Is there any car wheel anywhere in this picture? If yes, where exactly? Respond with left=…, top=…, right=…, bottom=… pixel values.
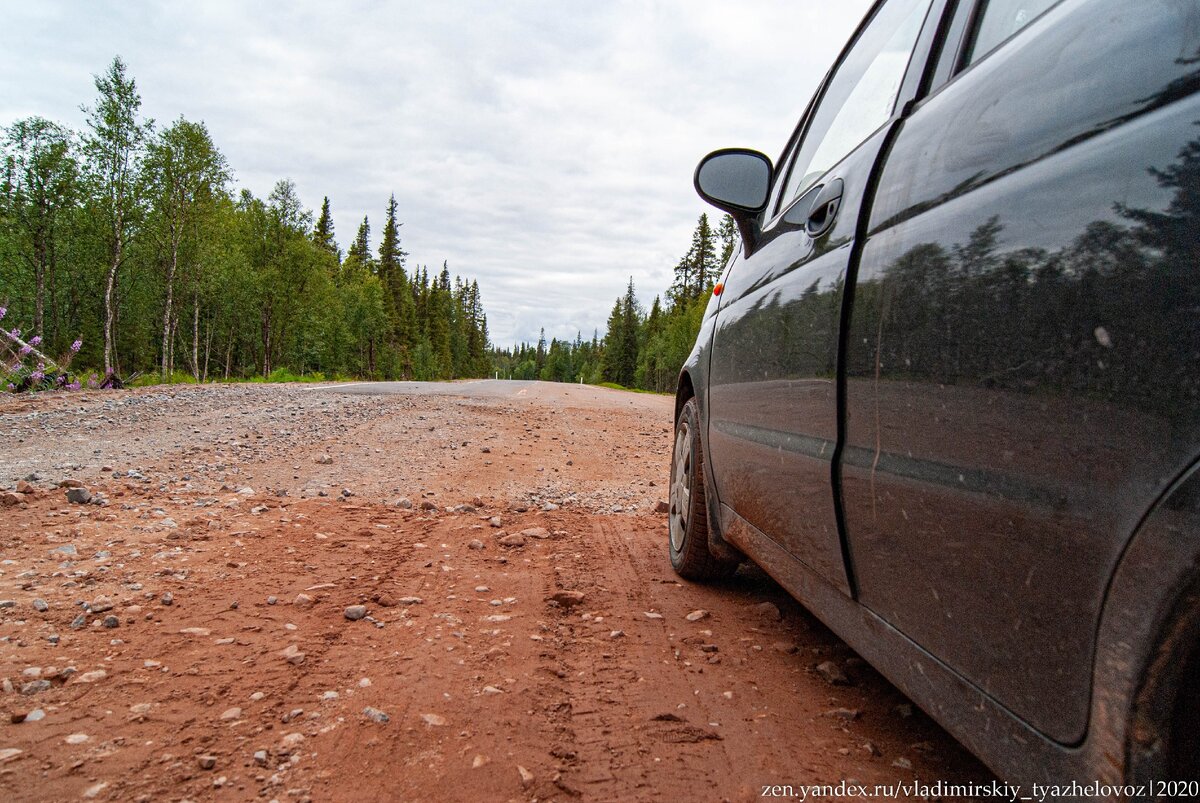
left=669, top=397, right=738, bottom=580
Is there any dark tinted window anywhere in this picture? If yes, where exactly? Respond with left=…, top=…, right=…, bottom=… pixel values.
left=964, top=0, right=1059, bottom=65
left=774, top=0, right=932, bottom=213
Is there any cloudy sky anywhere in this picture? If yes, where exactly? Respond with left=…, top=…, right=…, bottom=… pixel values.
left=1, top=1, right=872, bottom=346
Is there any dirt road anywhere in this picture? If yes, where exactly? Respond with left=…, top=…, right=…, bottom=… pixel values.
left=0, top=381, right=992, bottom=801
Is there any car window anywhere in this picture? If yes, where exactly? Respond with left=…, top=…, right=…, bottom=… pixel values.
left=774, top=0, right=933, bottom=214
left=964, top=0, right=1059, bottom=66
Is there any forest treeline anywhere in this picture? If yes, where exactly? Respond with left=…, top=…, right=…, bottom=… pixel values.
left=491, top=211, right=737, bottom=393
left=1, top=56, right=489, bottom=385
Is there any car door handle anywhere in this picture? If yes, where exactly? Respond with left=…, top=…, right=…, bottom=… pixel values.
left=806, top=178, right=844, bottom=238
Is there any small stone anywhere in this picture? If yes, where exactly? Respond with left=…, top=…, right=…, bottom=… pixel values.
left=20, top=680, right=51, bottom=695
left=253, top=750, right=268, bottom=766
left=32, top=599, right=48, bottom=613
left=467, top=539, right=485, bottom=550
left=220, top=707, right=242, bottom=720
left=685, top=609, right=709, bottom=622
left=815, top=660, right=850, bottom=686
left=344, top=605, right=368, bottom=621
left=179, top=627, right=210, bottom=636
left=237, top=486, right=255, bottom=496
left=498, top=534, right=526, bottom=548
left=824, top=707, right=861, bottom=721
left=397, top=596, right=423, bottom=605
left=101, top=615, right=119, bottom=629
left=363, top=706, right=390, bottom=723
left=279, top=645, right=306, bottom=665
left=267, top=596, right=277, bottom=605
left=482, top=685, right=504, bottom=695
left=772, top=641, right=798, bottom=654
left=65, top=733, right=89, bottom=745
left=0, top=749, right=21, bottom=762
left=340, top=488, right=354, bottom=498
left=76, top=670, right=107, bottom=684
left=643, top=611, right=664, bottom=620
left=547, top=590, right=586, bottom=608
left=81, top=782, right=109, bottom=799
left=654, top=500, right=670, bottom=514
left=24, top=709, right=45, bottom=723
left=65, top=487, right=92, bottom=504
left=294, top=593, right=314, bottom=609
left=421, top=713, right=446, bottom=726
left=609, top=630, right=625, bottom=639
left=518, top=765, right=535, bottom=786
left=315, top=455, right=333, bottom=465
left=160, top=592, right=173, bottom=606
left=488, top=516, right=502, bottom=528
left=279, top=732, right=305, bottom=751
left=394, top=498, right=413, bottom=509
left=70, top=614, right=86, bottom=630
left=198, top=754, right=217, bottom=770
left=518, top=527, right=550, bottom=539
left=472, top=754, right=488, bottom=768
left=892, top=757, right=913, bottom=770
left=751, top=601, right=782, bottom=621
left=88, top=597, right=114, bottom=614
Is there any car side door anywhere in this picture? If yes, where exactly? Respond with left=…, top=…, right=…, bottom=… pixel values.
left=705, top=0, right=943, bottom=595
left=840, top=0, right=1200, bottom=744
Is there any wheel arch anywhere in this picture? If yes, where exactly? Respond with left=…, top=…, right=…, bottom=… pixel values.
left=674, top=368, right=743, bottom=565
left=1089, top=457, right=1200, bottom=782
left=674, top=370, right=695, bottom=424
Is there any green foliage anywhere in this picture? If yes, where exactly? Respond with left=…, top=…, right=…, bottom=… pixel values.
left=0, top=56, right=492, bottom=387
left=492, top=213, right=734, bottom=394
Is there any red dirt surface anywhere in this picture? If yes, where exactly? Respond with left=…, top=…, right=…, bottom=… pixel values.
left=0, top=381, right=992, bottom=801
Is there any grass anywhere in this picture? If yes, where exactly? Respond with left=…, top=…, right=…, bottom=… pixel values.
left=127, top=368, right=354, bottom=388
left=593, top=381, right=670, bottom=395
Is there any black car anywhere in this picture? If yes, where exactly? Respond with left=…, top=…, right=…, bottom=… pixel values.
left=672, top=0, right=1200, bottom=792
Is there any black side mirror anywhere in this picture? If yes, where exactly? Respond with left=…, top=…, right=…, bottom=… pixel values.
left=693, top=148, right=772, bottom=257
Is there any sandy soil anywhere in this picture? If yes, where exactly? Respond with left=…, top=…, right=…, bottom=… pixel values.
left=0, top=381, right=992, bottom=802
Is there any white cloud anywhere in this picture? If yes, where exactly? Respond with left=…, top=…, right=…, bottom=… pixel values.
left=0, top=0, right=873, bottom=346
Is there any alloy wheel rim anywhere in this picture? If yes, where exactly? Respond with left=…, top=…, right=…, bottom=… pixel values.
left=670, top=420, right=691, bottom=552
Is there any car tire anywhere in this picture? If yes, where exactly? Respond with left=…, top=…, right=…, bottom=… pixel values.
left=669, top=397, right=739, bottom=580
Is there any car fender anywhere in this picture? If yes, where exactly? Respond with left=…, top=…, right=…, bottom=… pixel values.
left=1088, top=457, right=1200, bottom=780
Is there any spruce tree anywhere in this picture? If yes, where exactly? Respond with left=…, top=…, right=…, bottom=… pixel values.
left=378, top=195, right=412, bottom=352
left=718, top=213, right=737, bottom=267
left=690, top=212, right=718, bottom=298
left=313, top=196, right=338, bottom=260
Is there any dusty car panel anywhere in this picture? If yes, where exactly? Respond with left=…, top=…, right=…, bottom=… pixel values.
left=843, top=0, right=1200, bottom=745
left=677, top=0, right=1200, bottom=789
